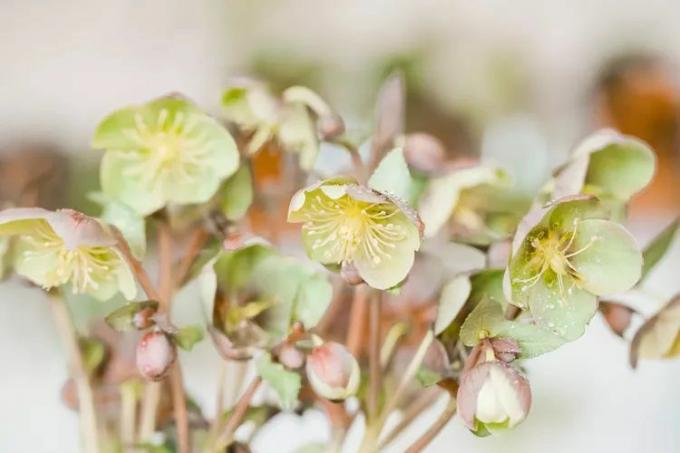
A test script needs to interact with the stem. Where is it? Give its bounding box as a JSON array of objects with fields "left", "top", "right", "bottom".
[
  {"left": 346, "top": 285, "right": 368, "bottom": 356},
  {"left": 332, "top": 138, "right": 367, "bottom": 184},
  {"left": 378, "top": 389, "right": 439, "bottom": 449},
  {"left": 404, "top": 396, "right": 457, "bottom": 453},
  {"left": 214, "top": 376, "right": 263, "bottom": 451},
  {"left": 158, "top": 223, "right": 191, "bottom": 453},
  {"left": 120, "top": 383, "right": 137, "bottom": 452},
  {"left": 368, "top": 292, "right": 382, "bottom": 421},
  {"left": 49, "top": 295, "right": 100, "bottom": 453},
  {"left": 359, "top": 330, "right": 434, "bottom": 452},
  {"left": 174, "top": 227, "right": 209, "bottom": 286},
  {"left": 138, "top": 383, "right": 160, "bottom": 441}
]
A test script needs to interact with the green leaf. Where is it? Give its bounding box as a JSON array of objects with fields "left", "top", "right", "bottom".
[
  {"left": 641, "top": 218, "right": 678, "bottom": 280},
  {"left": 416, "top": 366, "right": 442, "bottom": 387},
  {"left": 218, "top": 164, "right": 253, "bottom": 221},
  {"left": 173, "top": 325, "right": 204, "bottom": 351},
  {"left": 255, "top": 352, "right": 301, "bottom": 410},
  {"left": 435, "top": 275, "right": 472, "bottom": 335},
  {"left": 78, "top": 337, "right": 107, "bottom": 375},
  {"left": 105, "top": 300, "right": 158, "bottom": 332},
  {"left": 460, "top": 298, "right": 566, "bottom": 358},
  {"left": 368, "top": 147, "right": 415, "bottom": 203}
]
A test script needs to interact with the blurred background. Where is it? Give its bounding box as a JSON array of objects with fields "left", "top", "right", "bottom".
[{"left": 1, "top": 0, "right": 679, "bottom": 451}]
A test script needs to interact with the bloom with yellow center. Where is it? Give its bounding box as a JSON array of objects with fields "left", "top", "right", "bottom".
[
  {"left": 504, "top": 196, "right": 642, "bottom": 340},
  {"left": 288, "top": 178, "right": 422, "bottom": 290},
  {"left": 0, "top": 208, "right": 136, "bottom": 301},
  {"left": 93, "top": 95, "right": 239, "bottom": 216}
]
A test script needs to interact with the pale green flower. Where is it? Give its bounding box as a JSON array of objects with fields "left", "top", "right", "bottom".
[
  {"left": 504, "top": 196, "right": 642, "bottom": 340},
  {"left": 552, "top": 129, "right": 655, "bottom": 204},
  {"left": 93, "top": 95, "right": 239, "bottom": 216},
  {"left": 222, "top": 81, "right": 337, "bottom": 170},
  {"left": 0, "top": 208, "right": 136, "bottom": 300},
  {"left": 288, "top": 178, "right": 422, "bottom": 290}
]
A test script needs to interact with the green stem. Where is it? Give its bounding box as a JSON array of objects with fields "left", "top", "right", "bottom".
[{"left": 49, "top": 295, "right": 100, "bottom": 453}]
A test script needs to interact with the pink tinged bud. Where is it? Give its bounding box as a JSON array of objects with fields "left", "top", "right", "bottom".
[
  {"left": 403, "top": 133, "right": 447, "bottom": 174},
  {"left": 306, "top": 342, "right": 360, "bottom": 401},
  {"left": 488, "top": 338, "right": 521, "bottom": 363},
  {"left": 600, "top": 301, "right": 635, "bottom": 337},
  {"left": 318, "top": 114, "right": 345, "bottom": 140},
  {"left": 278, "top": 343, "right": 305, "bottom": 369},
  {"left": 457, "top": 361, "right": 531, "bottom": 433},
  {"left": 136, "top": 331, "right": 176, "bottom": 381}
]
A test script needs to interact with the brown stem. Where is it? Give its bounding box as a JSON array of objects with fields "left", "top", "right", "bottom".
[
  {"left": 331, "top": 138, "right": 367, "bottom": 184},
  {"left": 378, "top": 389, "right": 440, "bottom": 449},
  {"left": 346, "top": 285, "right": 368, "bottom": 357},
  {"left": 214, "top": 376, "right": 263, "bottom": 451},
  {"left": 368, "top": 292, "right": 382, "bottom": 421},
  {"left": 174, "top": 228, "right": 209, "bottom": 286},
  {"left": 404, "top": 396, "right": 457, "bottom": 453},
  {"left": 112, "top": 228, "right": 160, "bottom": 302}
]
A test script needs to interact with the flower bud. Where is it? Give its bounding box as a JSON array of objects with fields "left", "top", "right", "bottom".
[
  {"left": 457, "top": 361, "right": 531, "bottom": 435},
  {"left": 278, "top": 342, "right": 305, "bottom": 369},
  {"left": 318, "top": 114, "right": 345, "bottom": 140},
  {"left": 136, "top": 331, "right": 176, "bottom": 381},
  {"left": 306, "top": 342, "right": 360, "bottom": 401},
  {"left": 403, "top": 133, "right": 447, "bottom": 174}
]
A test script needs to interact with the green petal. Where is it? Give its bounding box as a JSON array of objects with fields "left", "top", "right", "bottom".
[
  {"left": 91, "top": 106, "right": 143, "bottom": 150},
  {"left": 255, "top": 352, "right": 301, "bottom": 410},
  {"left": 353, "top": 211, "right": 420, "bottom": 290},
  {"left": 368, "top": 147, "right": 415, "bottom": 204},
  {"left": 435, "top": 275, "right": 472, "bottom": 335},
  {"left": 100, "top": 200, "right": 146, "bottom": 259},
  {"left": 569, "top": 219, "right": 642, "bottom": 295},
  {"left": 278, "top": 103, "right": 319, "bottom": 171},
  {"left": 218, "top": 164, "right": 254, "bottom": 221},
  {"left": 584, "top": 135, "right": 655, "bottom": 200},
  {"left": 100, "top": 151, "right": 165, "bottom": 215},
  {"left": 526, "top": 279, "right": 598, "bottom": 341}
]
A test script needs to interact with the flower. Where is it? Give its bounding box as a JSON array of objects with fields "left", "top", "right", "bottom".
[
  {"left": 92, "top": 95, "right": 239, "bottom": 216},
  {"left": 306, "top": 342, "right": 360, "bottom": 401},
  {"left": 136, "top": 330, "right": 177, "bottom": 381},
  {"left": 222, "top": 80, "right": 340, "bottom": 170},
  {"left": 0, "top": 207, "right": 136, "bottom": 300},
  {"left": 288, "top": 178, "right": 422, "bottom": 290},
  {"left": 504, "top": 196, "right": 642, "bottom": 340},
  {"left": 457, "top": 360, "right": 531, "bottom": 435}
]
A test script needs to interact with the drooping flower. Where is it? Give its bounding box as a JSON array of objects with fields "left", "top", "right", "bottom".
[
  {"left": 288, "top": 178, "right": 422, "bottom": 290},
  {"left": 221, "top": 80, "right": 341, "bottom": 170},
  {"left": 551, "top": 129, "right": 655, "bottom": 207},
  {"left": 0, "top": 207, "right": 136, "bottom": 300},
  {"left": 504, "top": 196, "right": 642, "bottom": 340},
  {"left": 457, "top": 359, "right": 531, "bottom": 435},
  {"left": 92, "top": 95, "right": 239, "bottom": 216},
  {"left": 306, "top": 341, "right": 360, "bottom": 401}
]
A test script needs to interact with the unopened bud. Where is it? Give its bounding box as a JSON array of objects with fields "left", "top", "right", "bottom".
[
  {"left": 600, "top": 301, "right": 635, "bottom": 337},
  {"left": 306, "top": 342, "right": 360, "bottom": 401},
  {"left": 278, "top": 343, "right": 305, "bottom": 369},
  {"left": 457, "top": 361, "right": 531, "bottom": 435},
  {"left": 318, "top": 114, "right": 345, "bottom": 140},
  {"left": 136, "top": 331, "right": 176, "bottom": 381},
  {"left": 403, "top": 133, "right": 447, "bottom": 174}
]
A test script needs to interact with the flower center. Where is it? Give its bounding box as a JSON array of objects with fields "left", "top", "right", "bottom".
[
  {"left": 513, "top": 219, "right": 598, "bottom": 300},
  {"left": 19, "top": 222, "right": 117, "bottom": 294},
  {"left": 120, "top": 109, "right": 214, "bottom": 187},
  {"left": 303, "top": 193, "right": 407, "bottom": 265}
]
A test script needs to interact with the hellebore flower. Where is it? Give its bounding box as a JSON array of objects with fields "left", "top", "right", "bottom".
[
  {"left": 552, "top": 129, "right": 655, "bottom": 206},
  {"left": 221, "top": 80, "right": 340, "bottom": 170},
  {"left": 457, "top": 360, "right": 531, "bottom": 435},
  {"left": 288, "top": 178, "right": 422, "bottom": 290},
  {"left": 136, "top": 330, "right": 177, "bottom": 381},
  {"left": 505, "top": 196, "right": 642, "bottom": 340},
  {"left": 0, "top": 207, "right": 136, "bottom": 300},
  {"left": 306, "top": 342, "right": 360, "bottom": 401},
  {"left": 93, "top": 95, "right": 239, "bottom": 216}
]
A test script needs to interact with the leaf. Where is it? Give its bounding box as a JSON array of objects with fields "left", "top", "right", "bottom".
[
  {"left": 105, "top": 300, "right": 159, "bottom": 332},
  {"left": 416, "top": 366, "right": 443, "bottom": 387},
  {"left": 641, "top": 218, "right": 679, "bottom": 280},
  {"left": 435, "top": 275, "right": 472, "bottom": 335},
  {"left": 368, "top": 147, "right": 415, "bottom": 203},
  {"left": 255, "top": 352, "right": 301, "bottom": 410},
  {"left": 294, "top": 272, "right": 333, "bottom": 329},
  {"left": 173, "top": 325, "right": 204, "bottom": 351},
  {"left": 219, "top": 164, "right": 253, "bottom": 221}
]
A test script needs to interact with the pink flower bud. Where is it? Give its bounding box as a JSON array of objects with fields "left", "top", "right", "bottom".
[
  {"left": 306, "top": 342, "right": 359, "bottom": 401},
  {"left": 136, "top": 331, "right": 176, "bottom": 381},
  {"left": 278, "top": 343, "right": 305, "bottom": 369},
  {"left": 457, "top": 361, "right": 531, "bottom": 434},
  {"left": 318, "top": 114, "right": 345, "bottom": 140}
]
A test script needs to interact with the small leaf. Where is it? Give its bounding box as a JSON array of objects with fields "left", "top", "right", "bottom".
[
  {"left": 435, "top": 275, "right": 472, "bottom": 335},
  {"left": 105, "top": 300, "right": 159, "bottom": 332},
  {"left": 255, "top": 352, "right": 301, "bottom": 410},
  {"left": 78, "top": 337, "right": 107, "bottom": 375},
  {"left": 368, "top": 147, "right": 415, "bottom": 203},
  {"left": 641, "top": 218, "right": 678, "bottom": 281},
  {"left": 173, "top": 325, "right": 204, "bottom": 351}
]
